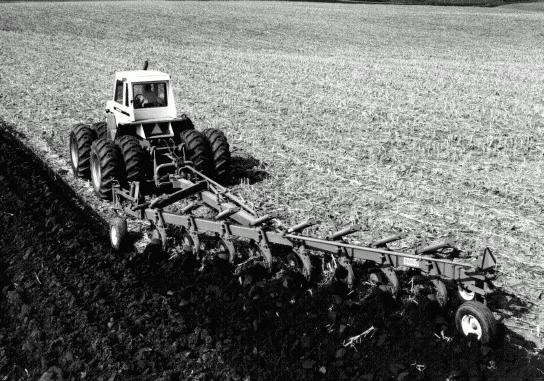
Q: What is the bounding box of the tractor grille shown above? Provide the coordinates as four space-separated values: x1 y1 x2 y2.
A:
144 122 171 137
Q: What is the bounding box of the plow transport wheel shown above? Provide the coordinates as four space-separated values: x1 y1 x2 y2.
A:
90 138 124 200
69 124 95 178
110 217 127 251
455 301 497 344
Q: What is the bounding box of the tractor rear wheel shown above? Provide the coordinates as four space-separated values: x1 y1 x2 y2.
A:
202 128 231 184
115 135 146 183
69 124 95 178
90 138 124 200
172 114 195 142
180 129 213 176
92 121 108 140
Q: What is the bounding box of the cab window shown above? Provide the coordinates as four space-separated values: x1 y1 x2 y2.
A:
133 82 167 109
114 80 123 104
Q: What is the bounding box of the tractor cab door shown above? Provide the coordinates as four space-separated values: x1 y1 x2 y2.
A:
112 79 133 123
108 79 134 139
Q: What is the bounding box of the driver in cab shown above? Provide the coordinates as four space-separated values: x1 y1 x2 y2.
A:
134 84 164 108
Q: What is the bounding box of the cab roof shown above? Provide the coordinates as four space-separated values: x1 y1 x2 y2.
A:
115 70 170 82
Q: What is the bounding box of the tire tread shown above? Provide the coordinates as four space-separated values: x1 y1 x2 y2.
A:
91 138 123 200
115 135 146 182
202 128 231 184
70 124 95 178
180 130 213 176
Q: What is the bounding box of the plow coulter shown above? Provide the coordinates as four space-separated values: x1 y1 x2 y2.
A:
110 163 500 345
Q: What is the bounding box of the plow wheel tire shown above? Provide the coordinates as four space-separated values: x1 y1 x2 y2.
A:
90 138 124 200
455 301 497 344
115 135 146 182
69 124 95 178
110 217 127 251
180 129 213 176
202 128 231 184
92 121 108 140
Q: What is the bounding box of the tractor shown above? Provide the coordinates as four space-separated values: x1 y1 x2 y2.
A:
69 63 230 199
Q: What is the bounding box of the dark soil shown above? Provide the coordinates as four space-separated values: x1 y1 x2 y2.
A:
1 131 543 381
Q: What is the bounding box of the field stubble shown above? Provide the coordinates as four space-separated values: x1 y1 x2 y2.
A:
1 1 544 342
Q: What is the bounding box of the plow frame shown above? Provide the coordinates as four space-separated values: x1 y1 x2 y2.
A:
111 166 497 300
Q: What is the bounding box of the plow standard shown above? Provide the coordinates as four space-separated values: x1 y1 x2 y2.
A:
69 64 500 345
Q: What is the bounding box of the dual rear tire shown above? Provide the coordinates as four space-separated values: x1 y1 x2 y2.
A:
90 139 124 200
69 122 111 179
115 135 146 183
180 128 231 184
70 124 232 199
90 136 146 200
70 129 145 200
202 128 230 184
70 124 95 178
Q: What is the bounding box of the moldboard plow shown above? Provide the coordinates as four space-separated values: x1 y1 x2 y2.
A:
110 164 499 345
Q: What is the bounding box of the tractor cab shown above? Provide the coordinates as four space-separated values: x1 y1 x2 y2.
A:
105 70 178 140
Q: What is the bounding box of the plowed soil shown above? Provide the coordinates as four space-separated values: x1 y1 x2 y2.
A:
1 132 543 380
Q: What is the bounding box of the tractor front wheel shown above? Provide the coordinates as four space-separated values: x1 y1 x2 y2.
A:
90 138 124 200
69 124 95 178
